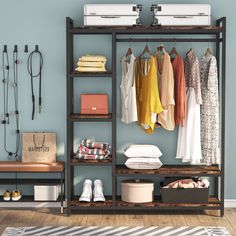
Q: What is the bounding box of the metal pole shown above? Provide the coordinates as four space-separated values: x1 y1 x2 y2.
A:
112 32 117 207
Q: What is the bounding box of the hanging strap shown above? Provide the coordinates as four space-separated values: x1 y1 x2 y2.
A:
1 46 20 160
27 49 43 120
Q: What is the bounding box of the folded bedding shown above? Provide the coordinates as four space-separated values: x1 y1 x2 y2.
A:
74 139 111 160
125 157 163 170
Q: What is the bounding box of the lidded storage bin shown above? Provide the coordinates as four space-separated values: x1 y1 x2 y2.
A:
121 179 154 203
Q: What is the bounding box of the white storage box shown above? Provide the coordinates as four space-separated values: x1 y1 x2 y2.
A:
84 4 142 26
151 4 211 26
34 185 59 201
121 179 154 203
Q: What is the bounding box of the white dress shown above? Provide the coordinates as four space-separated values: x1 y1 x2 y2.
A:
200 54 220 165
176 87 202 164
120 53 138 124
176 50 202 164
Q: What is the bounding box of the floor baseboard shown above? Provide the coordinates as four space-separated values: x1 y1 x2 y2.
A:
225 199 236 208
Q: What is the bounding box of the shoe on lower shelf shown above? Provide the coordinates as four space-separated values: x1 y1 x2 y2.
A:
11 190 22 201
93 179 105 202
79 179 92 202
3 190 11 201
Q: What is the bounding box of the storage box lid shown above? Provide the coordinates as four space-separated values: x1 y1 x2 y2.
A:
84 4 141 16
154 4 211 16
121 179 154 187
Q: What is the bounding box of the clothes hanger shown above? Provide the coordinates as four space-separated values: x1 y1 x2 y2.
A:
170 39 178 59
157 44 166 55
205 47 212 56
139 40 152 59
125 39 133 58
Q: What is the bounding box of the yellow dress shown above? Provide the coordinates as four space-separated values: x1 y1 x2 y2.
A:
136 56 163 134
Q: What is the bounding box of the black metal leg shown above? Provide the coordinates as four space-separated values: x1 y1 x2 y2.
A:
60 172 63 214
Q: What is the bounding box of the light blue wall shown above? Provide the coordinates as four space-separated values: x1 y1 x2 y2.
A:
0 0 235 198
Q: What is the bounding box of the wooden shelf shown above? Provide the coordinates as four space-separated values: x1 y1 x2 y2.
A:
70 196 112 208
0 195 62 203
116 165 221 177
69 113 112 122
116 196 221 209
70 25 223 35
69 71 112 77
71 157 112 166
0 179 63 185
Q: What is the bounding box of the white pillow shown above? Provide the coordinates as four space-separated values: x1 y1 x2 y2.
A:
125 157 163 170
124 145 162 158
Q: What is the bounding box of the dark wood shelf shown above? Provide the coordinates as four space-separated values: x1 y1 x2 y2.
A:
70 196 112 208
116 196 221 209
116 165 221 177
71 157 112 166
0 179 63 185
69 71 112 77
69 113 112 122
70 25 223 35
0 195 62 203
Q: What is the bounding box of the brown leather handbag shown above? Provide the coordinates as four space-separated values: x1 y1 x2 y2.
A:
80 94 108 115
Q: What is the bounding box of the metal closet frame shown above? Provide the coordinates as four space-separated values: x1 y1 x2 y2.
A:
66 17 226 216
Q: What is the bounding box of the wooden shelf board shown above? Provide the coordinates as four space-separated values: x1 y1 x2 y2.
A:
0 195 62 203
0 179 63 185
70 157 112 166
71 196 112 208
69 113 112 122
116 165 221 176
116 196 221 208
70 26 223 35
69 71 112 77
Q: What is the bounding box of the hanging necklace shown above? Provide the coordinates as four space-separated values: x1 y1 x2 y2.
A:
2 46 20 160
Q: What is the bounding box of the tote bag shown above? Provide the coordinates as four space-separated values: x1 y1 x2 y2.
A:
22 132 56 163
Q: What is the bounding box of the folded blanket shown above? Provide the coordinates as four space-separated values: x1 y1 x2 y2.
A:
74 139 111 160
75 67 107 72
125 157 163 170
79 55 107 63
81 139 111 150
77 61 105 68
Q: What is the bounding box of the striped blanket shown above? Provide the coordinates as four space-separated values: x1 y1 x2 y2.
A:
74 139 111 160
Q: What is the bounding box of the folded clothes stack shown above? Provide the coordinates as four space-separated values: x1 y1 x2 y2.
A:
74 139 111 160
124 145 163 170
75 55 107 72
163 177 210 189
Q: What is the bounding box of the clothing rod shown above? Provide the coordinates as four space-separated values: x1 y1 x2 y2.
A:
116 38 217 43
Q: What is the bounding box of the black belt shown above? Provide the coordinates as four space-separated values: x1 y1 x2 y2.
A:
27 47 43 120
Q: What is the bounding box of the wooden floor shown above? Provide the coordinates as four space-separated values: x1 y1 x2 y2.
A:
0 209 236 235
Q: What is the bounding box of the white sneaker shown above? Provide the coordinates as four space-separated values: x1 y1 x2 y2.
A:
93 179 105 202
79 179 92 202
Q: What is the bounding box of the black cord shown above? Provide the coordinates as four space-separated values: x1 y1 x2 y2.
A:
27 49 43 120
2 47 20 160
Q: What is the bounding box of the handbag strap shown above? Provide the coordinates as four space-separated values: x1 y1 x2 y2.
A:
33 134 45 148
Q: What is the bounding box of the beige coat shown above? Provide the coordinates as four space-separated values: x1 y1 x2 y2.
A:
156 52 175 131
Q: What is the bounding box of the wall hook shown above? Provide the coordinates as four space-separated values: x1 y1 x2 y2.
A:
24 45 28 53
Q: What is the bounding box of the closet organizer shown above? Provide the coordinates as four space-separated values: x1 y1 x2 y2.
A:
66 17 226 216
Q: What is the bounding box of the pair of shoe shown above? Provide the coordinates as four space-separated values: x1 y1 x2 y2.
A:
3 190 22 201
79 179 105 202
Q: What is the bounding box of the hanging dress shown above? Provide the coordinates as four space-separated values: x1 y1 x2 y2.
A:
176 49 202 164
171 54 187 127
156 51 175 131
120 53 138 124
200 53 220 165
135 55 163 134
